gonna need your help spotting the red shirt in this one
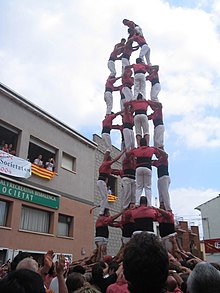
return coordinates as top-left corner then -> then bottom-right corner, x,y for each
153,156 -> 168,168
95,215 -> 114,228
107,279 -> 129,293
99,161 -> 112,175
129,99 -> 149,112
129,34 -> 147,45
122,156 -> 136,171
109,42 -> 124,60
102,114 -> 117,128
122,109 -> 134,125
147,69 -> 159,81
148,107 -> 163,121
122,75 -> 134,87
157,210 -> 174,224
128,146 -> 161,163
105,77 -> 120,92
131,63 -> 150,74
121,209 -> 134,226
130,205 -> 159,220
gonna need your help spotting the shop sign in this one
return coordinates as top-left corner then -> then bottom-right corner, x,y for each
0,178 -> 60,209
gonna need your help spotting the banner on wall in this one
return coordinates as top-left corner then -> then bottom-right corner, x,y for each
0,150 -> 31,178
32,164 -> 56,180
204,238 -> 220,253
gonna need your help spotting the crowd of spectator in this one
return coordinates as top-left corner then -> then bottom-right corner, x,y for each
33,154 -> 55,172
0,141 -> 16,155
1,232 -> 220,293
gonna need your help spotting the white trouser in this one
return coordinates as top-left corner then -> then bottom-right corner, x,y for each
102,133 -> 112,153
120,98 -> 125,111
97,180 -> 109,215
134,114 -> 149,136
95,237 -> 108,246
121,177 -> 136,210
158,175 -> 171,211
104,91 -> 113,115
122,236 -> 131,245
122,86 -> 133,102
161,233 -> 176,253
154,125 -> 164,148
139,44 -> 151,65
135,167 -> 152,205
107,60 -> 116,77
150,83 -> 161,101
122,58 -> 130,74
123,128 -> 135,151
135,26 -> 143,36
134,73 -> 146,99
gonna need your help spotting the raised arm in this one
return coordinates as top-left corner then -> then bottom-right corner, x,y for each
110,150 -> 125,165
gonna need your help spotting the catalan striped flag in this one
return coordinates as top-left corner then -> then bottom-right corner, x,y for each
31,164 -> 56,180
108,194 -> 118,202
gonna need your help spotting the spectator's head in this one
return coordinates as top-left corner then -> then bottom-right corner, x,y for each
123,232 -> 169,293
10,252 -> 31,271
91,263 -> 104,284
187,262 -> 220,293
140,196 -> 148,206
16,257 -> 38,272
103,255 -> 113,264
140,138 -> 147,146
0,269 -> 46,293
108,261 -> 119,275
66,272 -> 85,293
74,284 -> 101,293
71,265 -> 86,275
121,38 -> 126,44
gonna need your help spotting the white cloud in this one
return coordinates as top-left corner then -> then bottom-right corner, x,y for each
0,0 -> 220,146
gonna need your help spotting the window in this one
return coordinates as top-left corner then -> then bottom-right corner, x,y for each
0,200 -> 9,226
107,175 -> 117,195
58,214 -> 73,237
0,122 -> 19,156
28,137 -> 56,171
20,206 -> 50,233
62,152 -> 76,172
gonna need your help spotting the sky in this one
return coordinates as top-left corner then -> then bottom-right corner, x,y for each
0,0 -> 220,237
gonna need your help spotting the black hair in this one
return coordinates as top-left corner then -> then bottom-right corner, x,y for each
140,138 -> 147,146
136,57 -> 142,64
66,272 -> 85,293
70,265 -> 86,275
0,269 -> 46,293
137,93 -> 143,100
91,263 -> 103,284
140,196 -> 147,205
10,252 -> 31,271
123,232 -> 169,293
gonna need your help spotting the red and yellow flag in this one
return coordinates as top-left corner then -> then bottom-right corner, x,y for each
108,194 -> 118,202
31,164 -> 56,180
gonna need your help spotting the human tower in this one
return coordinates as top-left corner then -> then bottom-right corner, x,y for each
97,19 -> 171,216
